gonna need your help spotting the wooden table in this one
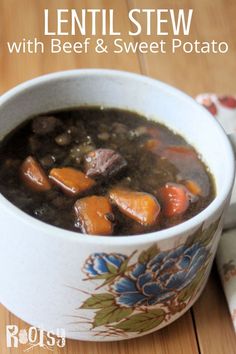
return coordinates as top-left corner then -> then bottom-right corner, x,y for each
0,1 -> 236,353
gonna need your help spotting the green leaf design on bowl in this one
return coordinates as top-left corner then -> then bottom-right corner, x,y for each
114,310 -> 166,333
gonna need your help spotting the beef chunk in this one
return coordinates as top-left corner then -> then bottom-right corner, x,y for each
32,116 -> 61,135
84,149 -> 127,179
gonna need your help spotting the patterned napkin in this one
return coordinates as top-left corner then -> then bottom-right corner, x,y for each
196,94 -> 236,331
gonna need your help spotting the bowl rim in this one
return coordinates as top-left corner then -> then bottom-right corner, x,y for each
0,68 -> 235,246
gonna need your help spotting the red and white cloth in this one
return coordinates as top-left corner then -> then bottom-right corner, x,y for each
196,94 -> 236,332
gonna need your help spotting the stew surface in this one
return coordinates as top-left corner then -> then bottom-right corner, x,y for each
0,108 -> 215,236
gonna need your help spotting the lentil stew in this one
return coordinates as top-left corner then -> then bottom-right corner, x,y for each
0,108 -> 215,236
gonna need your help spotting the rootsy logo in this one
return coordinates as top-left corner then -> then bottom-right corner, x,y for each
6,325 -> 66,351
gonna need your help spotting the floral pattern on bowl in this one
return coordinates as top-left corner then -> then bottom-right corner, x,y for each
75,216 -> 222,337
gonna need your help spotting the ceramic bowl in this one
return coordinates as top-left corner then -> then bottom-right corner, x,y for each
0,70 -> 234,341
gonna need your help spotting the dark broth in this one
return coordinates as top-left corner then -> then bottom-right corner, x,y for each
0,108 -> 215,236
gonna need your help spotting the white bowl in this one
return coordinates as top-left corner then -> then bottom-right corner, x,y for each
0,69 -> 234,341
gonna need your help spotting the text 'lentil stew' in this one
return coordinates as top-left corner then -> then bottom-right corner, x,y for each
0,108 -> 215,236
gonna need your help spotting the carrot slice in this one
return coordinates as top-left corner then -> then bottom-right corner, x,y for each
143,139 -> 161,152
20,156 -> 51,192
184,180 -> 202,196
49,167 -> 95,196
109,187 -> 160,226
158,183 -> 190,217
74,196 -> 113,235
163,146 -> 197,157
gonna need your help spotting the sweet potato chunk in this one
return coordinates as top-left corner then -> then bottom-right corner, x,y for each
49,167 -> 95,196
20,156 -> 51,192
109,188 -> 160,226
74,196 -> 114,235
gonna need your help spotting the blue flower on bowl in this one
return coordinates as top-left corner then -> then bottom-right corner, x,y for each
83,252 -> 128,277
112,243 -> 208,307
78,217 -> 221,336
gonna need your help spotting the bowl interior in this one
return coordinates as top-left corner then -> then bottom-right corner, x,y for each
0,70 -> 233,202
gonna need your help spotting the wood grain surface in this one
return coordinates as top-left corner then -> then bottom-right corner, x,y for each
0,1 -> 236,353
